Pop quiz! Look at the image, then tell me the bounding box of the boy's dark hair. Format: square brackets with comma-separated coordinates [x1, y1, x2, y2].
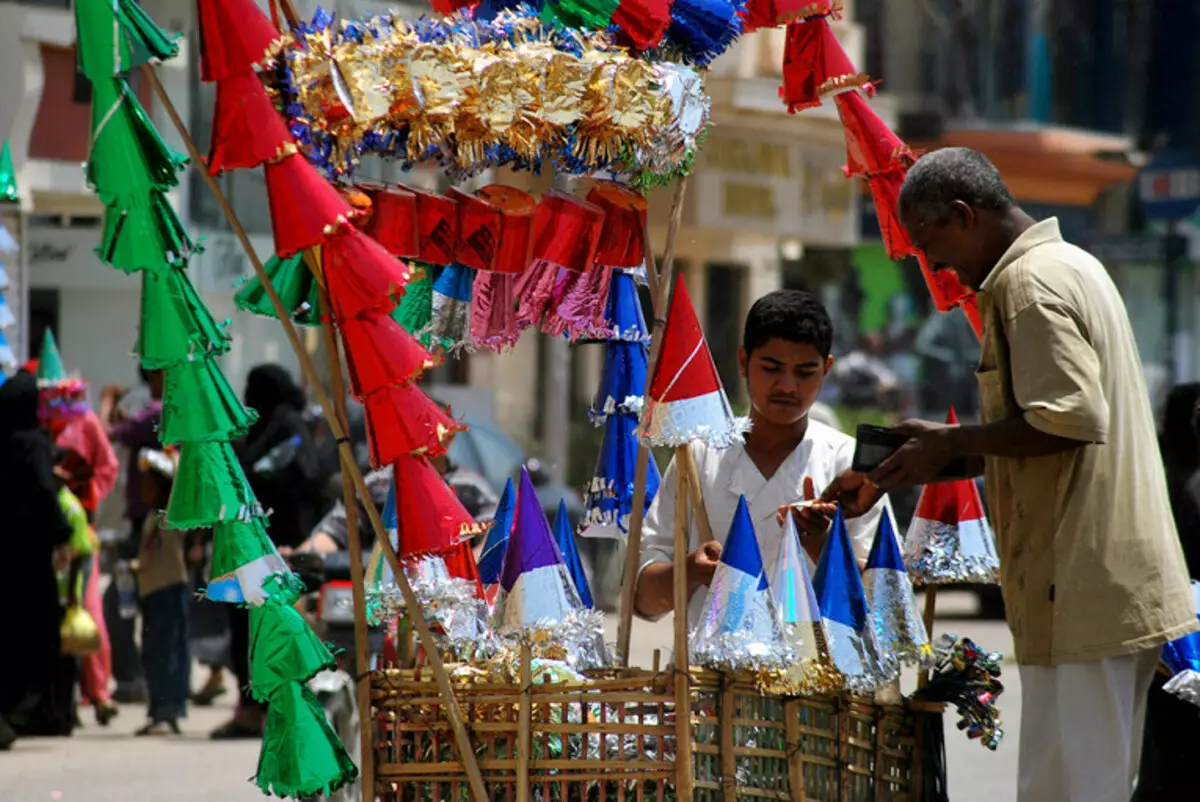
[743, 290, 834, 358]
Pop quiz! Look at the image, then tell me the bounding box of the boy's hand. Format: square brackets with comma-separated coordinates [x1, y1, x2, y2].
[821, 470, 884, 519]
[776, 476, 837, 535]
[685, 541, 723, 594]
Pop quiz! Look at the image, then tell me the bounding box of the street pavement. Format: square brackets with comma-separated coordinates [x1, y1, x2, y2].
[1, 592, 1018, 801]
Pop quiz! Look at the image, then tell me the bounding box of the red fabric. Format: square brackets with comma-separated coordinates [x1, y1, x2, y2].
[586, 182, 648, 268]
[323, 226, 412, 321]
[392, 456, 483, 553]
[77, 554, 112, 705]
[363, 385, 462, 468]
[413, 189, 460, 265]
[264, 154, 354, 256]
[470, 270, 523, 351]
[197, 0, 282, 83]
[741, 0, 838, 32]
[532, 190, 604, 272]
[648, 276, 724, 403]
[338, 315, 435, 399]
[207, 71, 293, 175]
[916, 253, 972, 313]
[363, 185, 420, 258]
[781, 18, 871, 113]
[612, 0, 672, 50]
[912, 408, 987, 525]
[835, 90, 914, 177]
[865, 170, 916, 260]
[429, 0, 479, 14]
[56, 410, 119, 513]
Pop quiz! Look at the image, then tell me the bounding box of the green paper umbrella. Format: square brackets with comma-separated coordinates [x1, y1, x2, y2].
[37, 328, 66, 382]
[234, 252, 323, 327]
[391, 263, 449, 349]
[165, 442, 262, 529]
[248, 604, 337, 701]
[208, 518, 303, 606]
[98, 192, 197, 274]
[256, 682, 358, 799]
[160, 356, 257, 444]
[0, 142, 18, 204]
[73, 0, 180, 81]
[86, 78, 186, 206]
[137, 265, 230, 369]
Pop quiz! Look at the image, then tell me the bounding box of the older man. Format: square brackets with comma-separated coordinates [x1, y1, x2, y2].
[826, 147, 1197, 802]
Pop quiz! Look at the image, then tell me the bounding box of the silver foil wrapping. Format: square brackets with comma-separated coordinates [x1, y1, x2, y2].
[1164, 669, 1200, 707]
[823, 617, 894, 695]
[864, 566, 933, 668]
[904, 517, 1001, 585]
[690, 561, 793, 672]
[491, 562, 611, 670]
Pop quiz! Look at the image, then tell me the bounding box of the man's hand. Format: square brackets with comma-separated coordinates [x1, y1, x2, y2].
[821, 470, 884, 519]
[868, 419, 960, 491]
[686, 540, 723, 594]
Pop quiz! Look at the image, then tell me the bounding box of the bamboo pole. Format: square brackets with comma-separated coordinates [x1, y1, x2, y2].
[312, 269, 376, 802]
[671, 443, 693, 802]
[616, 176, 689, 666]
[517, 642, 533, 802]
[917, 587, 938, 690]
[140, 65, 490, 802]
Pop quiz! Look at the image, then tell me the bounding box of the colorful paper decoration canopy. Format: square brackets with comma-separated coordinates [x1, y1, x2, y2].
[639, 275, 747, 447]
[904, 407, 1001, 585]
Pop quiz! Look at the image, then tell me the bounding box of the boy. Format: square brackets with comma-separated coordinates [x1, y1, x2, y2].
[634, 290, 896, 626]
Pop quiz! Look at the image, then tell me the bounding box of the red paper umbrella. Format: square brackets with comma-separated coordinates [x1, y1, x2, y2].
[264, 153, 355, 256]
[612, 0, 672, 51]
[835, 90, 915, 177]
[363, 385, 464, 468]
[413, 189, 460, 265]
[586, 181, 648, 268]
[198, 0, 282, 83]
[864, 170, 916, 260]
[781, 17, 871, 113]
[916, 252, 973, 313]
[392, 455, 489, 553]
[439, 541, 484, 594]
[207, 71, 293, 175]
[323, 226, 412, 321]
[339, 314, 436, 398]
[363, 184, 419, 258]
[532, 190, 604, 272]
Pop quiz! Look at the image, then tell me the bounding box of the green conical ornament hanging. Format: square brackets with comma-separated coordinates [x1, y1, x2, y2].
[249, 605, 337, 700]
[137, 265, 230, 369]
[86, 78, 186, 207]
[207, 518, 303, 606]
[73, 0, 180, 81]
[98, 191, 198, 274]
[234, 252, 323, 327]
[36, 328, 66, 382]
[165, 442, 261, 529]
[392, 263, 448, 349]
[159, 356, 257, 444]
[0, 141, 19, 204]
[256, 682, 359, 799]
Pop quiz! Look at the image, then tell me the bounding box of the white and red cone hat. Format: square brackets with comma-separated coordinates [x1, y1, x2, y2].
[903, 407, 1000, 585]
[637, 275, 748, 448]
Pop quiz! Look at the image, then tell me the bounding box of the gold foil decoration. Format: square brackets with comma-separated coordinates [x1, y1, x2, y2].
[408, 43, 468, 159]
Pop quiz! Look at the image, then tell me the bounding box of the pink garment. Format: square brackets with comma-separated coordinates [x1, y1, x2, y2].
[56, 410, 120, 512]
[78, 554, 112, 705]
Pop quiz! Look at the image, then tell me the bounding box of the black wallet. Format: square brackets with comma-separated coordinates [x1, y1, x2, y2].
[851, 424, 969, 480]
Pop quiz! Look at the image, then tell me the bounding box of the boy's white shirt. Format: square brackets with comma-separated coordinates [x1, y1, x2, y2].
[638, 419, 897, 628]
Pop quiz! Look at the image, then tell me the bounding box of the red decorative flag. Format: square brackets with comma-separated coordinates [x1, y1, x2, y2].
[339, 315, 436, 399]
[638, 276, 747, 447]
[742, 0, 838, 32]
[864, 171, 915, 260]
[322, 226, 412, 321]
[197, 0, 282, 83]
[835, 90, 915, 177]
[392, 455, 489, 551]
[916, 253, 972, 313]
[532, 189, 604, 273]
[363, 384, 463, 468]
[207, 71, 293, 175]
[781, 17, 871, 113]
[960, 293, 983, 341]
[612, 0, 672, 51]
[586, 181, 648, 268]
[363, 184, 419, 258]
[264, 153, 355, 256]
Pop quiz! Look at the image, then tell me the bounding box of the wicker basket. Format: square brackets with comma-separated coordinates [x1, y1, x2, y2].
[369, 665, 932, 801]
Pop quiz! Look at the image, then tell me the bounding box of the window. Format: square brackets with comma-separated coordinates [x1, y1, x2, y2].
[704, 264, 745, 403]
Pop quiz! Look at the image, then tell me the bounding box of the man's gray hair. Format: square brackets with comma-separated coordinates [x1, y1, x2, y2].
[898, 147, 1016, 226]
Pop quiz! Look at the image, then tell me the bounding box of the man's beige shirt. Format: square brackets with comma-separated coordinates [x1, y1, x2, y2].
[976, 217, 1197, 666]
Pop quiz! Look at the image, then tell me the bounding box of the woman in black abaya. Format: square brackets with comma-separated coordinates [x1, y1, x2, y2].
[0, 372, 73, 747]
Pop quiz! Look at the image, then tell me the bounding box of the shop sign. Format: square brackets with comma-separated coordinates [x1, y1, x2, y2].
[694, 134, 858, 247]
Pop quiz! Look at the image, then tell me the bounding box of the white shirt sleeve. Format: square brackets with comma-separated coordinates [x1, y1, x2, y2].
[637, 448, 678, 575]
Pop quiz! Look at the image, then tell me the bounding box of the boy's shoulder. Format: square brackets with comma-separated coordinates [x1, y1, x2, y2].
[806, 418, 854, 451]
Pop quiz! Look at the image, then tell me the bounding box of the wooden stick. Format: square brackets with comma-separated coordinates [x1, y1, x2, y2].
[718, 678, 736, 802]
[517, 642, 533, 802]
[671, 442, 693, 802]
[917, 587, 938, 690]
[140, 64, 489, 802]
[616, 176, 689, 666]
[313, 272, 376, 802]
[681, 446, 714, 545]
